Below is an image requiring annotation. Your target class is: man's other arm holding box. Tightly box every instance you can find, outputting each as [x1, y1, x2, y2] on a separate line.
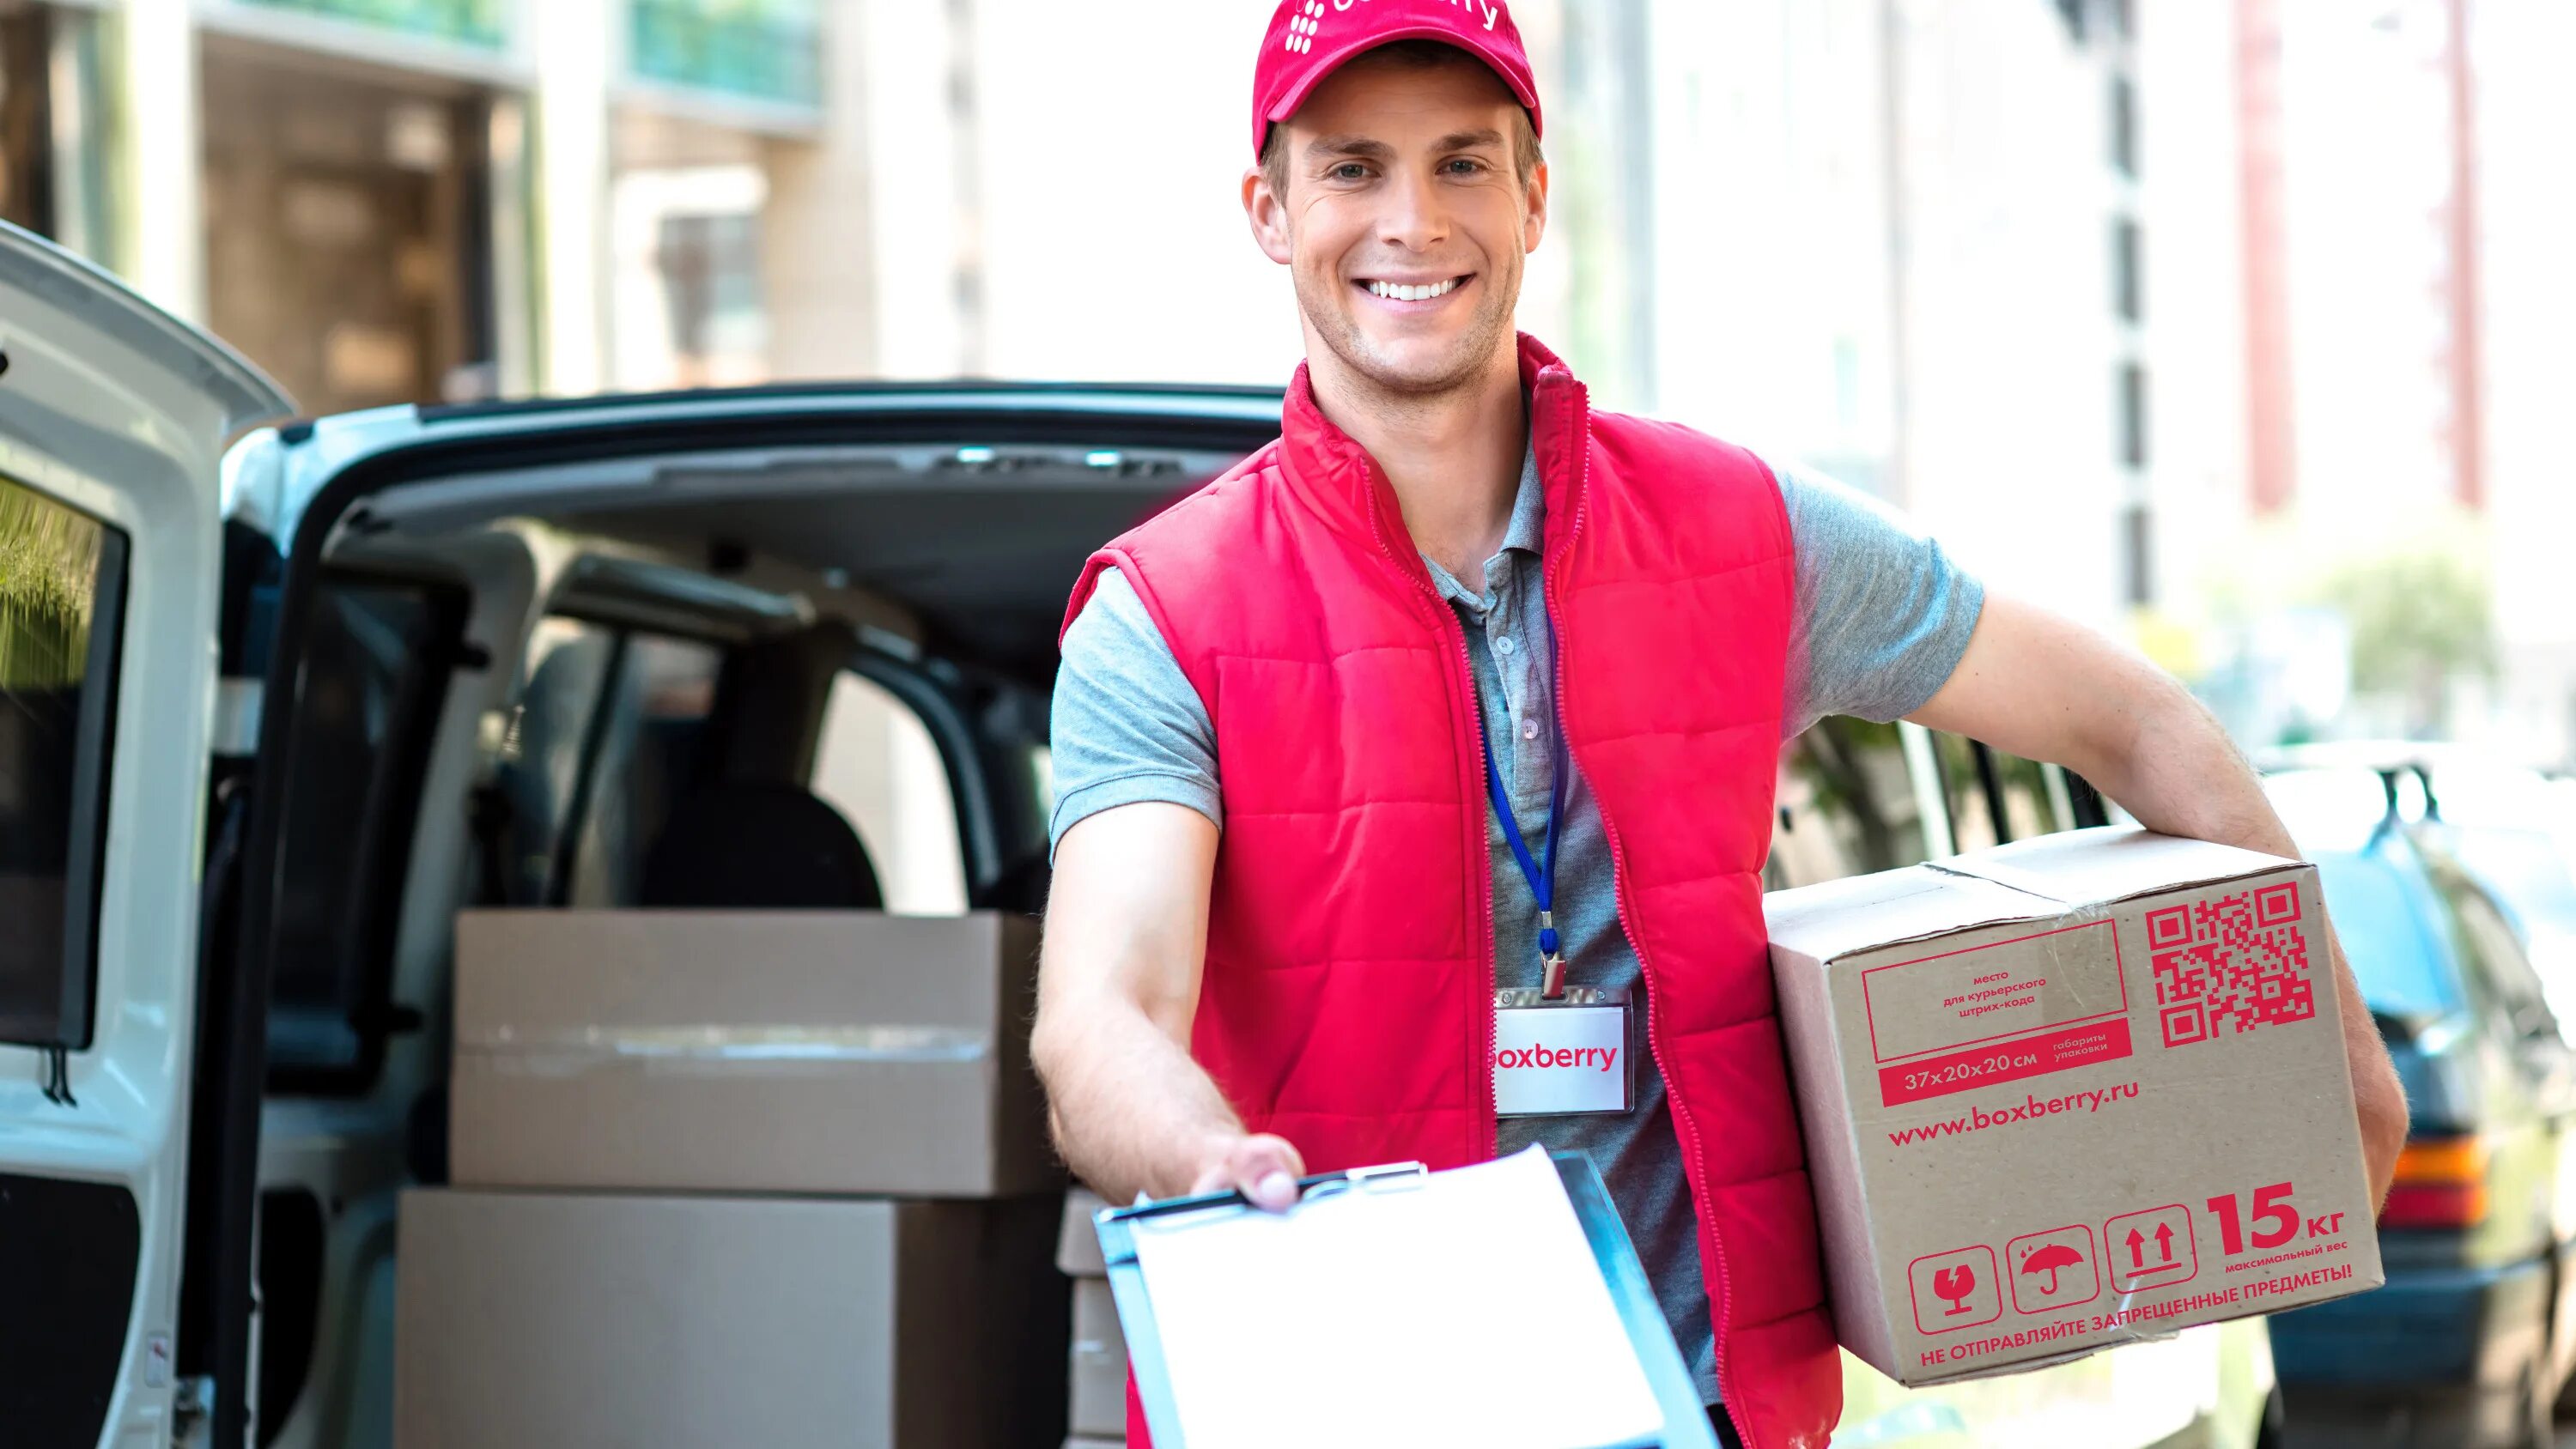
[1032, 801, 1309, 1211]
[1908, 593, 2411, 1203]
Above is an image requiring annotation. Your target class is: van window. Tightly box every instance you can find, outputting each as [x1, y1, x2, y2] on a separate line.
[811, 671, 966, 913]
[266, 575, 465, 1082]
[2441, 874, 2558, 1042]
[2313, 849, 2463, 1020]
[2451, 827, 2576, 940]
[493, 620, 721, 907]
[495, 619, 619, 904]
[1771, 718, 1932, 890]
[565, 633, 723, 906]
[0, 474, 127, 1048]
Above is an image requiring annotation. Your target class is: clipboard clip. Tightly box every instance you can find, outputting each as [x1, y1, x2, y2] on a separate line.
[1106, 1160, 1430, 1225]
[1296, 1161, 1429, 1204]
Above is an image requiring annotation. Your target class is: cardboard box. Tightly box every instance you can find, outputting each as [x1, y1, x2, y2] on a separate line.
[450, 911, 1054, 1197]
[1766, 827, 2383, 1385]
[1059, 1187, 1109, 1276]
[394, 1188, 1066, 1449]
[1068, 1276, 1128, 1438]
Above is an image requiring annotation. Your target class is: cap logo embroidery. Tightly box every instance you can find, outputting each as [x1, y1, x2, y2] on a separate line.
[1285, 0, 1326, 53]
[1285, 0, 1510, 52]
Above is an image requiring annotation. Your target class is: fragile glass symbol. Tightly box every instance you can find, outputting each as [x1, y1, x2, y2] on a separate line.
[2018, 1243, 2084, 1294]
[1932, 1263, 1978, 1315]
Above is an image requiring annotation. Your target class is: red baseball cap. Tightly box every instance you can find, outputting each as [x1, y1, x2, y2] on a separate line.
[1252, 0, 1544, 161]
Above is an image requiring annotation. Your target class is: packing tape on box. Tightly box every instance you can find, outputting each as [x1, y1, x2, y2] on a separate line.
[459, 1025, 992, 1077]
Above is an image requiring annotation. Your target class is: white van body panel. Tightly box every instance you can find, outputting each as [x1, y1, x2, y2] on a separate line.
[0, 224, 289, 1447]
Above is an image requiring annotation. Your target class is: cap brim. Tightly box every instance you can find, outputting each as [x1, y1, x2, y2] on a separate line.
[1257, 25, 1542, 160]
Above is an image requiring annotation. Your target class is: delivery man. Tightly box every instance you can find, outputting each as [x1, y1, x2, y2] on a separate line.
[1031, 3, 2409, 1445]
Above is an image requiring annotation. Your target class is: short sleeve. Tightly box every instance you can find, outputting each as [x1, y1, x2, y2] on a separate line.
[1048, 567, 1224, 857]
[1775, 462, 1986, 737]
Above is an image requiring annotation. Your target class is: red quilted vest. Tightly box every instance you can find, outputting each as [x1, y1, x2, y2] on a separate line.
[1061, 336, 1841, 1449]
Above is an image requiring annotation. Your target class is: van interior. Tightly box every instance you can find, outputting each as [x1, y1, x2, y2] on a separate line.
[223, 418, 1285, 1449]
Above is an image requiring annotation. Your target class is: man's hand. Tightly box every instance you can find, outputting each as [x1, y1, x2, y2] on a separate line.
[1188, 1131, 1309, 1211]
[1035, 801, 1312, 1210]
[1910, 594, 2413, 1204]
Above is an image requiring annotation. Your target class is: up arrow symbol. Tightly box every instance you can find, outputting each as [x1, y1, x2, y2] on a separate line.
[2154, 1222, 2176, 1263]
[2126, 1228, 2146, 1269]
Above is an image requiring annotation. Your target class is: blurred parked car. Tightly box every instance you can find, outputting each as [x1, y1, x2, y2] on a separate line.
[2267, 749, 2576, 1037]
[2263, 779, 2576, 1449]
[2421, 768, 2576, 1031]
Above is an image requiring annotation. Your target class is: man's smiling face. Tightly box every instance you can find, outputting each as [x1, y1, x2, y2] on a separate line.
[1247, 49, 1547, 398]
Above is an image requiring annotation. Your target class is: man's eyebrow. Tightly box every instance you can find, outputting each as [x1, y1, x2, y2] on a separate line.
[1303, 136, 1396, 162]
[1301, 130, 1509, 166]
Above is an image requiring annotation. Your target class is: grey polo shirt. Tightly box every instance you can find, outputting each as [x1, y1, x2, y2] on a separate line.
[1048, 444, 1983, 1404]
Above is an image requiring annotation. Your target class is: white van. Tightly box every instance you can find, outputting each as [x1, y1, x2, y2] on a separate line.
[0, 221, 2276, 1449]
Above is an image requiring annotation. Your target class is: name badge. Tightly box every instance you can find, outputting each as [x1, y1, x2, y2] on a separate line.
[1493, 985, 1635, 1118]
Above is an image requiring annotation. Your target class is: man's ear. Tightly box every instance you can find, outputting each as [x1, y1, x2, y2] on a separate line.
[1243, 166, 1295, 266]
[1522, 161, 1551, 255]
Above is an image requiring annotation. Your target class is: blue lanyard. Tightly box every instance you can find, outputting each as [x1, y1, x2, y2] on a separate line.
[1479, 664, 1570, 999]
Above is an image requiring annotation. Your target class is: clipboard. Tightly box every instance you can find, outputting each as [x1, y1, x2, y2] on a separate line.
[1094, 1150, 1719, 1449]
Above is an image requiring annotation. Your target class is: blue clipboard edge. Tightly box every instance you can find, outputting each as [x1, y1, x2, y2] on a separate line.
[1094, 1150, 1720, 1449]
[1095, 1209, 1182, 1446]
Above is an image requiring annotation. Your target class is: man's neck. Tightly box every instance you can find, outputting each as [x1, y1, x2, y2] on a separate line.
[1306, 341, 1527, 596]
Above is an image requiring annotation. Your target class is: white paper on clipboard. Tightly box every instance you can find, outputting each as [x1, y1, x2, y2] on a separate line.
[1127, 1145, 1663, 1449]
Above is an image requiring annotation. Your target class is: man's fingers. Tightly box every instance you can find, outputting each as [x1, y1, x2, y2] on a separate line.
[1245, 1169, 1297, 1211]
[1179, 1133, 1309, 1210]
[1233, 1134, 1307, 1211]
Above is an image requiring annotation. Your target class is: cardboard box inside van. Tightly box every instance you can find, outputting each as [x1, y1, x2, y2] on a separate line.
[394, 1188, 1064, 1449]
[449, 910, 1051, 1197]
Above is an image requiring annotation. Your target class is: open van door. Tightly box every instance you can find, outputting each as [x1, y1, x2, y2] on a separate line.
[0, 224, 292, 1446]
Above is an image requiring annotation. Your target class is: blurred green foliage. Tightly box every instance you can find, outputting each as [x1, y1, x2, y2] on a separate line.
[0, 481, 101, 693]
[2318, 549, 2497, 695]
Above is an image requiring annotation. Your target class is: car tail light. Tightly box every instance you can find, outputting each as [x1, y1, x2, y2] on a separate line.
[2379, 1136, 2490, 1229]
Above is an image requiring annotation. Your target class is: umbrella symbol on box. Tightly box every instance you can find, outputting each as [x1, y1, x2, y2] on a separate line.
[2019, 1243, 2084, 1295]
[2006, 1226, 2103, 1313]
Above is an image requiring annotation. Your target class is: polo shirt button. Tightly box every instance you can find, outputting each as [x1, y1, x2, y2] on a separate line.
[1521, 719, 1541, 741]
[1496, 636, 1516, 656]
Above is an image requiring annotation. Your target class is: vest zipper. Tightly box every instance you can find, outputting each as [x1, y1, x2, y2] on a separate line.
[1361, 456, 1503, 1162]
[1447, 613, 1501, 1160]
[1540, 379, 1755, 1444]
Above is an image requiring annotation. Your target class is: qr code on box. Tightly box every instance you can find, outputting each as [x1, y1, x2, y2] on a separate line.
[2148, 885, 2315, 1046]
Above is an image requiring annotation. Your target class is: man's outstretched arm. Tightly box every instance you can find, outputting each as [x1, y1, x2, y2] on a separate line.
[1907, 594, 2411, 1204]
[1033, 801, 1307, 1210]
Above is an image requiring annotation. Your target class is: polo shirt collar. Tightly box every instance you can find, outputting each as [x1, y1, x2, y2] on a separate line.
[1273, 333, 1589, 579]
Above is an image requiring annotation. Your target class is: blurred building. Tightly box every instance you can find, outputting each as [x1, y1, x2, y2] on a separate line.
[2474, 1, 2576, 765]
[2269, 0, 2475, 531]
[3, 0, 2560, 756]
[0, 0, 895, 408]
[0, 0, 2180, 703]
[2136, 0, 2573, 760]
[1536, 0, 2146, 631]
